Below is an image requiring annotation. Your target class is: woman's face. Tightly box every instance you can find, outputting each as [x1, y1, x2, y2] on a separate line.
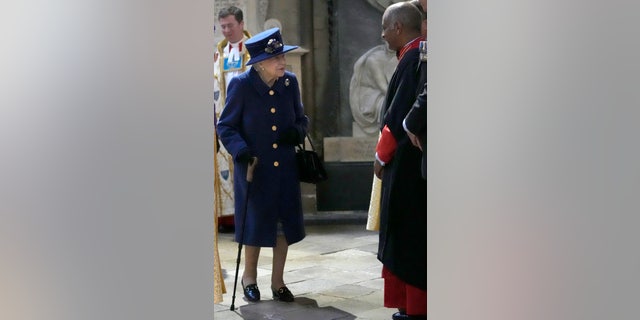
[257, 54, 287, 78]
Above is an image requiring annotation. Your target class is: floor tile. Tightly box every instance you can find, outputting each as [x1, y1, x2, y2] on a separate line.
[214, 223, 401, 320]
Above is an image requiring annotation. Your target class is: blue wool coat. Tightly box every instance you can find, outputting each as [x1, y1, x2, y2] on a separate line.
[217, 68, 309, 247]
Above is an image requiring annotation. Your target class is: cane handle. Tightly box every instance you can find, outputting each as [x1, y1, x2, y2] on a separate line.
[246, 157, 258, 182]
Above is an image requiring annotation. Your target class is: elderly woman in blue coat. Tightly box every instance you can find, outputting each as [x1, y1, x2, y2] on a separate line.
[217, 28, 308, 303]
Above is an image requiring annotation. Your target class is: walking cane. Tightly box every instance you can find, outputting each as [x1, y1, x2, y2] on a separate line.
[230, 157, 258, 311]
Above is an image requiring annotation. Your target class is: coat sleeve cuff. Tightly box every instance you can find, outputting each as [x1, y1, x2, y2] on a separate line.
[375, 125, 397, 164]
[402, 118, 415, 136]
[375, 152, 386, 166]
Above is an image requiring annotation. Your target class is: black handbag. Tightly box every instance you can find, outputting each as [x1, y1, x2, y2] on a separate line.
[296, 134, 328, 184]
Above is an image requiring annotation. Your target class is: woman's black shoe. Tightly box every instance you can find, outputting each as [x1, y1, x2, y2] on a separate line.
[272, 286, 294, 302]
[242, 280, 260, 302]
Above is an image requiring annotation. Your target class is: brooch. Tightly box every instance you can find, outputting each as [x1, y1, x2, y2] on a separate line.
[264, 39, 283, 54]
[285, 78, 290, 86]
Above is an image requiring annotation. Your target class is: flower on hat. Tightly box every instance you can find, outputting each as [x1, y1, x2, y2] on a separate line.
[264, 39, 283, 54]
[244, 28, 298, 65]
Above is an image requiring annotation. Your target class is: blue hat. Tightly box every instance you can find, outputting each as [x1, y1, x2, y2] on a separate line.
[245, 28, 299, 65]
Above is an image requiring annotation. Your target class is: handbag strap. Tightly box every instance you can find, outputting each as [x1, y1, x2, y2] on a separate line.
[298, 133, 316, 151]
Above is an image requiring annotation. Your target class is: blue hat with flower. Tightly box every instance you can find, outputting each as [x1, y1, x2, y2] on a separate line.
[245, 28, 299, 65]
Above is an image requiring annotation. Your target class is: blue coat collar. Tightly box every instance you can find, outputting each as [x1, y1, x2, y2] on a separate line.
[249, 68, 287, 96]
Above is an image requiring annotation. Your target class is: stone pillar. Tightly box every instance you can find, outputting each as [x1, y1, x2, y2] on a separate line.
[285, 48, 310, 94]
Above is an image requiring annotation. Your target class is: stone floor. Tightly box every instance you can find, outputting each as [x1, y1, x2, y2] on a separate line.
[214, 214, 397, 320]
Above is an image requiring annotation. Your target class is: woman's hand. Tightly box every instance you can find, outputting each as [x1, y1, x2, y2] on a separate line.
[276, 127, 300, 145]
[237, 151, 254, 164]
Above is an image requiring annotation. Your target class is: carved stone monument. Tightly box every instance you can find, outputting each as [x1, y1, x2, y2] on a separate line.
[318, 0, 400, 211]
[349, 43, 397, 137]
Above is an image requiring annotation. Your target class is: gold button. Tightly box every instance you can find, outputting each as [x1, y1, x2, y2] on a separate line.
[272, 125, 277, 131]
[269, 90, 274, 96]
[272, 143, 278, 149]
[273, 161, 279, 167]
[270, 107, 276, 113]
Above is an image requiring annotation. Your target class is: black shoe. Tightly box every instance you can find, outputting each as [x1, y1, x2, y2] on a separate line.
[271, 286, 294, 302]
[392, 312, 426, 320]
[242, 280, 260, 302]
[218, 224, 235, 233]
[393, 312, 408, 320]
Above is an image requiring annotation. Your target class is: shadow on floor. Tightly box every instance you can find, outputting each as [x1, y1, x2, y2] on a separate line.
[234, 297, 356, 320]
